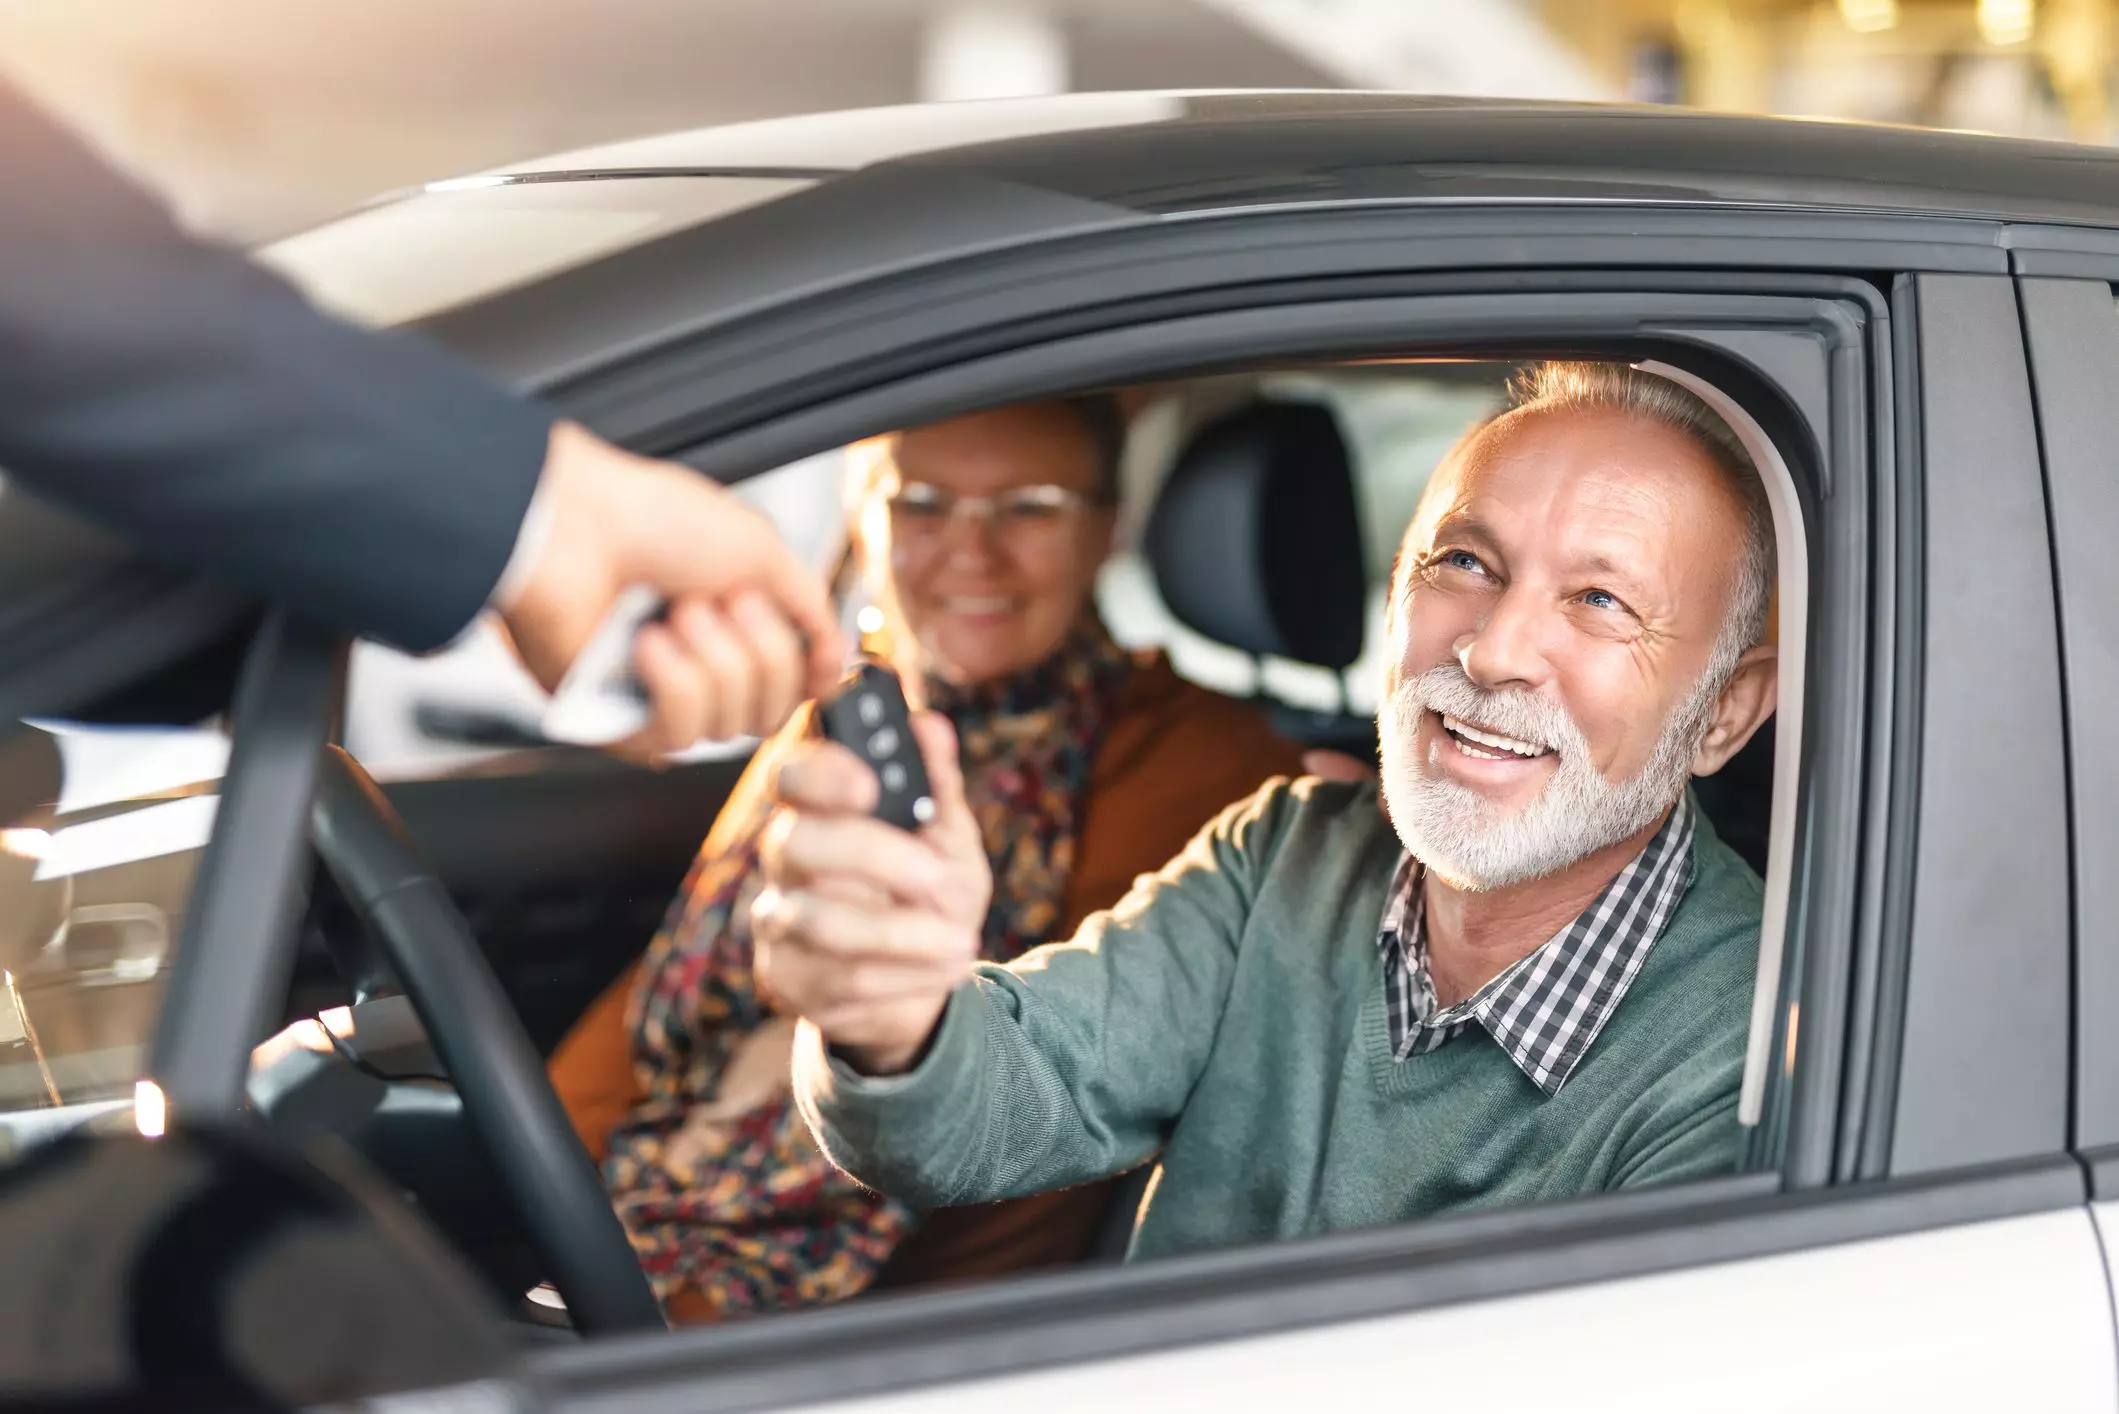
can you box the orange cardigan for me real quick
[548,657,1305,1310]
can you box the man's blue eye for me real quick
[1446,551,1481,572]
[1584,589,1618,610]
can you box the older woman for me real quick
[549,396,1302,1323]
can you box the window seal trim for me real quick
[1848,276,1925,1181]
[1638,359,1813,1133]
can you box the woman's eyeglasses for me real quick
[883,481,1107,543]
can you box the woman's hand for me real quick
[752,712,990,1075]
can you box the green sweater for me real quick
[795,777,1762,1261]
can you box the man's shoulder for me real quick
[1582,822,1761,1115]
[1680,813,1769,948]
[1197,775,1403,912]
[1618,813,1764,1041]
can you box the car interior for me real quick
[0,354,1784,1341]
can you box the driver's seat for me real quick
[1087,398,1370,1261]
[1145,396,1372,756]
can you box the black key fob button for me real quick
[817,662,934,832]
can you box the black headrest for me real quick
[1144,400,1367,670]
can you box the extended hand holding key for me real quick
[752,706,992,1077]
[504,421,846,760]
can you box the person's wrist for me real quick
[839,1041,920,1077]
[496,422,629,688]
[542,422,645,578]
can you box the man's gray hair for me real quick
[1503,362,1776,683]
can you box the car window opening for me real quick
[443,352,1791,1332]
[170,351,1809,1340]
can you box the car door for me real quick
[0,106,2095,1411]
[458,213,2102,1408]
[171,162,2106,1406]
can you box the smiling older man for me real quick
[752,362,1780,1256]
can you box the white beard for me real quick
[1377,661,1719,891]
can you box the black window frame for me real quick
[2015,262,2119,1178]
[515,271,1923,1406]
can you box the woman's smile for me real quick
[936,593,1021,622]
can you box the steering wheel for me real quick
[308,746,665,1337]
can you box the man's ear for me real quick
[1692,644,1779,777]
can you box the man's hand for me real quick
[753,712,990,1075]
[500,421,846,757]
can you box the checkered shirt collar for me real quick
[1375,792,1698,1097]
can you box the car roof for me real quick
[459,90,2119,226]
[253,89,2119,389]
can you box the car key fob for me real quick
[816,661,935,831]
[541,585,665,747]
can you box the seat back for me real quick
[1145,399,1367,672]
[1143,399,1375,755]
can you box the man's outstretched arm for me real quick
[757,713,1286,1206]
[0,80,842,749]
[0,77,553,653]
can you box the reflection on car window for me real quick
[0,719,227,1121]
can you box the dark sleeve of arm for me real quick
[792,781,1294,1208]
[0,81,553,652]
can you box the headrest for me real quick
[1145,399,1367,670]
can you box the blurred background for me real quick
[2,0,2111,244]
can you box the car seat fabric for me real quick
[1145,399,1367,671]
